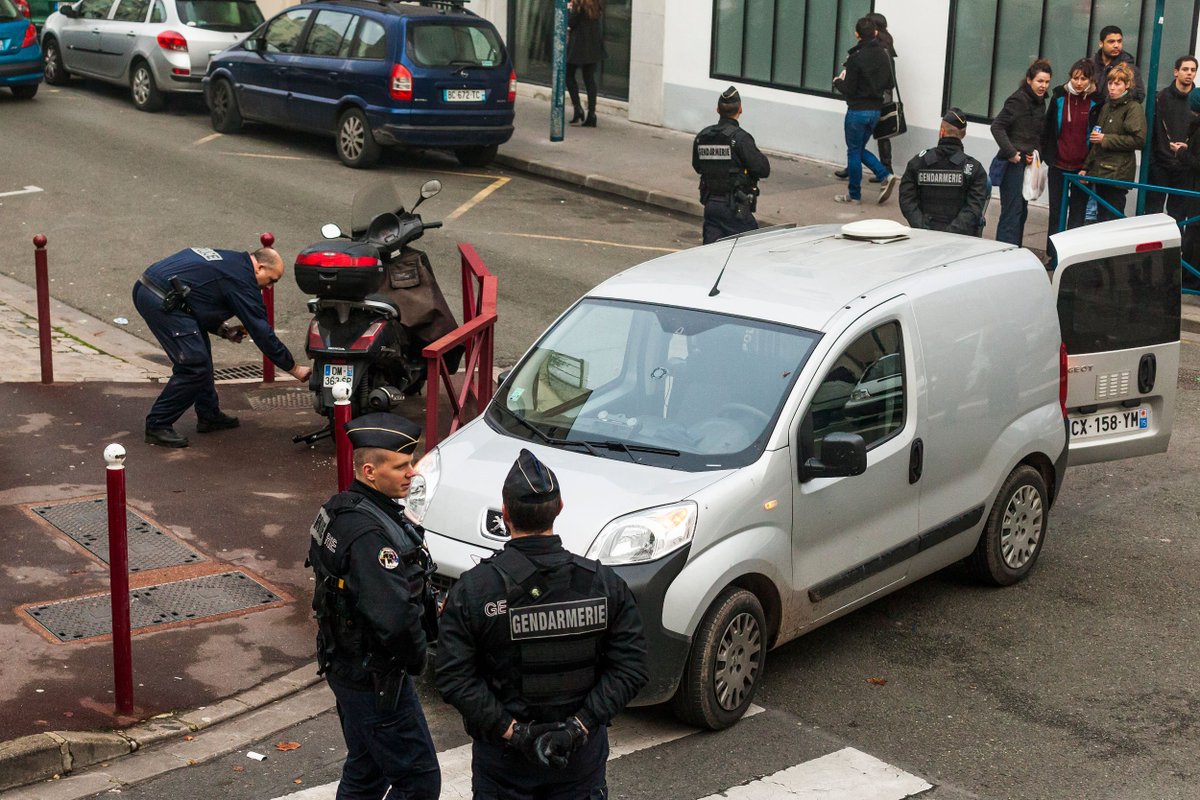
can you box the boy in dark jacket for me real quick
[1146,55,1197,220]
[1091,25,1145,103]
[832,16,898,205]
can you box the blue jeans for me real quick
[844,109,889,200]
[996,160,1028,246]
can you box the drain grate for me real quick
[32,500,203,572]
[25,571,282,642]
[247,388,315,411]
[213,364,263,383]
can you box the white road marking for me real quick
[695,747,932,800]
[0,185,43,198]
[220,151,314,161]
[192,132,223,146]
[496,231,680,253]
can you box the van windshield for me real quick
[488,299,820,470]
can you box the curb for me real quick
[0,664,321,793]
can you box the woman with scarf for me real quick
[1042,58,1098,251]
[991,59,1053,245]
[1080,62,1146,222]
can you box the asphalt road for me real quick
[4,82,1200,800]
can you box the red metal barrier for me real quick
[260,232,276,383]
[33,235,52,384]
[334,382,354,491]
[104,444,134,715]
[423,243,497,449]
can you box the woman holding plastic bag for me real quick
[1079,63,1146,222]
[991,59,1053,245]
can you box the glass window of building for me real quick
[947,0,1199,119]
[509,0,630,101]
[711,0,873,96]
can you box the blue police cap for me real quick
[503,449,560,504]
[344,413,421,454]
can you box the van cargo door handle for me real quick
[1138,354,1156,394]
[909,438,923,484]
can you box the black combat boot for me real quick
[145,425,189,448]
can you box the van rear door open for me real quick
[1050,214,1181,466]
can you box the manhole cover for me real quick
[25,571,282,642]
[32,500,204,572]
[213,364,263,383]
[247,388,314,411]
[1179,368,1200,390]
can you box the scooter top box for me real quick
[295,242,385,300]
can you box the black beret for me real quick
[345,413,421,454]
[942,107,968,130]
[720,85,741,105]
[503,449,560,504]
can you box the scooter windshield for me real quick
[350,180,405,235]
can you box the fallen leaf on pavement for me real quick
[294,779,303,785]
[232,766,245,773]
[183,735,194,741]
[63,711,74,718]
[276,741,301,752]
[866,677,888,686]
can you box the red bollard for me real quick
[260,232,276,384]
[33,235,53,384]
[333,382,353,491]
[104,444,134,716]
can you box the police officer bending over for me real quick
[132,246,311,448]
[436,449,648,800]
[693,85,772,244]
[308,413,441,800]
[899,108,989,236]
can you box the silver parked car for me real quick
[42,0,263,110]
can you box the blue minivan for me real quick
[0,0,41,99]
[203,0,515,168]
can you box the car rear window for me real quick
[175,0,262,31]
[1057,248,1181,354]
[0,0,21,21]
[408,22,504,68]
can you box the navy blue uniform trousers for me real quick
[471,726,608,800]
[328,674,440,800]
[702,199,758,245]
[132,283,221,428]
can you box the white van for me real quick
[406,215,1181,729]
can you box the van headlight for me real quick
[404,447,441,525]
[586,502,697,565]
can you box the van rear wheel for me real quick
[969,465,1048,586]
[670,587,765,730]
[337,108,381,168]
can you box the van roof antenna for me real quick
[708,236,739,297]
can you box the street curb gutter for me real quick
[0,664,321,793]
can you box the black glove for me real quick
[507,721,565,763]
[533,717,588,769]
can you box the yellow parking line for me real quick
[192,133,222,146]
[445,176,510,222]
[497,232,680,253]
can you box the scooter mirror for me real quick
[420,180,442,199]
[320,223,343,239]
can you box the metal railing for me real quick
[1059,173,1200,295]
[422,243,497,449]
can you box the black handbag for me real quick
[874,58,906,140]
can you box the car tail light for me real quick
[1135,241,1163,252]
[295,252,382,267]
[22,21,36,48]
[507,69,516,103]
[350,321,385,351]
[390,63,413,101]
[1059,342,1068,419]
[156,31,188,52]
[307,319,324,351]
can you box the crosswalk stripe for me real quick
[695,747,932,800]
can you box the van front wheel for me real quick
[969,464,1048,586]
[670,587,765,730]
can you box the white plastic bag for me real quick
[1022,150,1048,201]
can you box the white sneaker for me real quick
[834,194,862,205]
[878,174,899,204]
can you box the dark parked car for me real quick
[203,0,515,168]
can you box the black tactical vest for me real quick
[484,547,608,722]
[915,147,971,228]
[695,123,740,195]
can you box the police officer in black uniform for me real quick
[308,413,441,800]
[899,108,990,236]
[132,246,312,448]
[436,449,648,800]
[692,85,772,245]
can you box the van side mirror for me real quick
[800,432,867,482]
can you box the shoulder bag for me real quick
[874,56,906,140]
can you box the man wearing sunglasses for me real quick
[132,245,311,448]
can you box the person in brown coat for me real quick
[567,0,604,127]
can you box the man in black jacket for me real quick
[1091,26,1145,103]
[308,413,441,800]
[436,449,648,800]
[692,85,772,244]
[832,16,898,205]
[1147,55,1197,220]
[899,108,989,236]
